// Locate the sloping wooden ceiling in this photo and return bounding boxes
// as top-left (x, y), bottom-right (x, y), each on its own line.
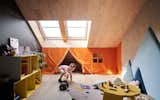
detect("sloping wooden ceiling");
top-left (15, 0), bottom-right (146, 47)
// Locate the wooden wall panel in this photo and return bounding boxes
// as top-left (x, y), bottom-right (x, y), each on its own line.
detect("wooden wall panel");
top-left (15, 0), bottom-right (146, 47)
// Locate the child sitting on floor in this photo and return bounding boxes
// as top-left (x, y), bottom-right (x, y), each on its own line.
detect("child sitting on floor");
top-left (58, 63), bottom-right (77, 83)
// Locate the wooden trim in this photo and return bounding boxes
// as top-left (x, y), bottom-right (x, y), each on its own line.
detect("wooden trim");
top-left (85, 21), bottom-right (89, 38)
top-left (36, 21), bottom-right (46, 40)
top-left (27, 21), bottom-right (45, 46)
top-left (59, 20), bottom-right (68, 42)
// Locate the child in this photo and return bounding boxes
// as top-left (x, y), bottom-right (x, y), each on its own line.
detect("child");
top-left (58, 63), bottom-right (76, 82)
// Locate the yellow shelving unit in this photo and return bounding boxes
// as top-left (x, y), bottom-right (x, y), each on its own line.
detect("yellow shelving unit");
top-left (14, 55), bottom-right (42, 100)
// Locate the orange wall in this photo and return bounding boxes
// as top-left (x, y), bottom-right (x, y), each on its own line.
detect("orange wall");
top-left (116, 43), bottom-right (122, 74)
top-left (88, 48), bottom-right (118, 74)
top-left (42, 48), bottom-right (121, 74)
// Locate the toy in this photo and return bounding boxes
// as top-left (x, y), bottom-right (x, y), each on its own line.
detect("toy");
top-left (58, 73), bottom-right (69, 91)
top-left (59, 80), bottom-right (69, 91)
top-left (58, 72), bottom-right (70, 83)
top-left (80, 84), bottom-right (91, 89)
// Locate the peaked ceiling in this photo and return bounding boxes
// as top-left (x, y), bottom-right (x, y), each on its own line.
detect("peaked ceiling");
top-left (15, 0), bottom-right (146, 47)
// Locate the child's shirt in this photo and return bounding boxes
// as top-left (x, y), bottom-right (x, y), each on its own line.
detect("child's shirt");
top-left (59, 65), bottom-right (71, 72)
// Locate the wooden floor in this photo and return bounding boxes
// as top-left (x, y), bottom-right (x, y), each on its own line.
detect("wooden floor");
top-left (27, 73), bottom-right (116, 100)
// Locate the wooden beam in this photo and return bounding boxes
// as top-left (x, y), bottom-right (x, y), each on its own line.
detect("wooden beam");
top-left (59, 20), bottom-right (67, 42)
top-left (27, 21), bottom-right (45, 46)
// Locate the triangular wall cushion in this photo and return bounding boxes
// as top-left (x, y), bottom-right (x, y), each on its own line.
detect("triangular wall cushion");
top-left (134, 67), bottom-right (147, 94)
top-left (122, 60), bottom-right (134, 83)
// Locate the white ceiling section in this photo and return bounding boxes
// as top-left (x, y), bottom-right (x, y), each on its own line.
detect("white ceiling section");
top-left (16, 0), bottom-right (147, 48)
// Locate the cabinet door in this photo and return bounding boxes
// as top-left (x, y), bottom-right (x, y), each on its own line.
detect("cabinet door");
top-left (14, 79), bottom-right (28, 98)
top-left (27, 74), bottom-right (36, 90)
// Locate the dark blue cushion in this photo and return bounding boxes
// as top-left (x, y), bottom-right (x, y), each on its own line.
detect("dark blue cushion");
top-left (134, 68), bottom-right (147, 94)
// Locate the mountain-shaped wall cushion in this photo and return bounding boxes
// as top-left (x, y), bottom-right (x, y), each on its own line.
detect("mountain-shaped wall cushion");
top-left (134, 68), bottom-right (147, 94)
top-left (122, 60), bottom-right (134, 83)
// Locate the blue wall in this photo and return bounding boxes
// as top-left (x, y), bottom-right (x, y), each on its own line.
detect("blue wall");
top-left (132, 27), bottom-right (160, 99)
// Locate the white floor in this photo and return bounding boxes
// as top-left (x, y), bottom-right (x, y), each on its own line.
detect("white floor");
top-left (27, 73), bottom-right (116, 100)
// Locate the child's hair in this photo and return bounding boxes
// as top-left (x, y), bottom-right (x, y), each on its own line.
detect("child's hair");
top-left (69, 63), bottom-right (77, 68)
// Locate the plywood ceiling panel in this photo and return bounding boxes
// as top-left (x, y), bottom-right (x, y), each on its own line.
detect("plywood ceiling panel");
top-left (16, 0), bottom-right (146, 47)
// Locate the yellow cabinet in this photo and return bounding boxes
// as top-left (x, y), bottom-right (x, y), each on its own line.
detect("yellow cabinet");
top-left (14, 55), bottom-right (42, 100)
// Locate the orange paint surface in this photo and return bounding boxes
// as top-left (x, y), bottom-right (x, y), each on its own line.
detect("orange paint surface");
top-left (116, 43), bottom-right (122, 74)
top-left (42, 48), bottom-right (121, 74)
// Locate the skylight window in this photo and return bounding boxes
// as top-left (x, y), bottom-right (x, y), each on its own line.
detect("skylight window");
top-left (38, 20), bottom-right (91, 41)
top-left (66, 20), bottom-right (90, 39)
top-left (39, 20), bottom-right (62, 38)
top-left (68, 28), bottom-right (86, 38)
top-left (40, 21), bottom-right (59, 27)
top-left (43, 28), bottom-right (61, 37)
top-left (67, 21), bottom-right (87, 27)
